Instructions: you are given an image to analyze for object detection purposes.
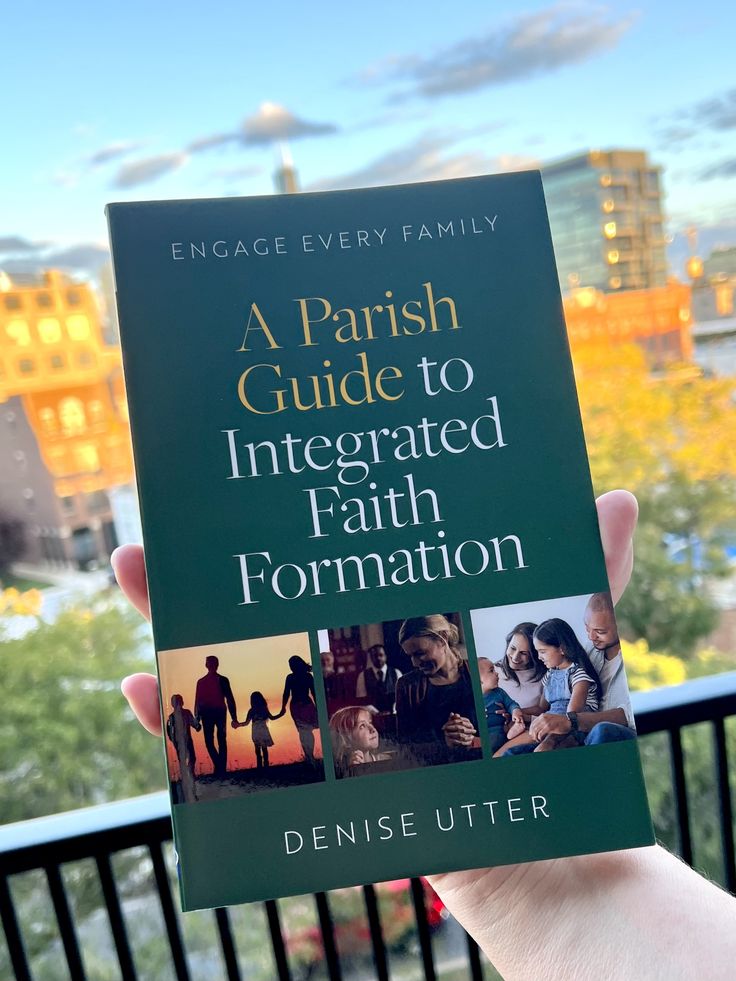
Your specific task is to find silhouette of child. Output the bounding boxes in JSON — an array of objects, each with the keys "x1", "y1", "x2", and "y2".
[
  {"x1": 236, "y1": 691, "x2": 282, "y2": 769},
  {"x1": 166, "y1": 694, "x2": 201, "y2": 800}
]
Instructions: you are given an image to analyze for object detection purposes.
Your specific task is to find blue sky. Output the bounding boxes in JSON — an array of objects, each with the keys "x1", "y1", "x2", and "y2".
[{"x1": 2, "y1": 0, "x2": 735, "y2": 276}]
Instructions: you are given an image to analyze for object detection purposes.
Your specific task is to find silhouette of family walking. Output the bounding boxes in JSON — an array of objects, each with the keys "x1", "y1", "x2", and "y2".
[{"x1": 165, "y1": 653, "x2": 320, "y2": 796}]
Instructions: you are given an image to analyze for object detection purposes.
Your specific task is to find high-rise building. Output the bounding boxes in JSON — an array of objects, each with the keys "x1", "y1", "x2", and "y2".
[
  {"x1": 273, "y1": 143, "x2": 299, "y2": 194},
  {"x1": 0, "y1": 269, "x2": 134, "y2": 568},
  {"x1": 542, "y1": 149, "x2": 668, "y2": 294}
]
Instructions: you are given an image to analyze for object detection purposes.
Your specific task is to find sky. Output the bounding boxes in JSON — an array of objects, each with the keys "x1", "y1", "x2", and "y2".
[{"x1": 2, "y1": 0, "x2": 735, "y2": 279}]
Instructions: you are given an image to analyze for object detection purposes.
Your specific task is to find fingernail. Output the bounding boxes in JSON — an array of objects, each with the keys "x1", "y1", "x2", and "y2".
[{"x1": 110, "y1": 547, "x2": 122, "y2": 573}]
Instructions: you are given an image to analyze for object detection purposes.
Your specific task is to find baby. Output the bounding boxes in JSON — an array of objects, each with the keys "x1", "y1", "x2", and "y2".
[{"x1": 477, "y1": 658, "x2": 525, "y2": 754}]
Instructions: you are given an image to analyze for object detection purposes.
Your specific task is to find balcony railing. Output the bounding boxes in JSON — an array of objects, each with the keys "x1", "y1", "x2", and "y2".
[{"x1": 2, "y1": 672, "x2": 736, "y2": 981}]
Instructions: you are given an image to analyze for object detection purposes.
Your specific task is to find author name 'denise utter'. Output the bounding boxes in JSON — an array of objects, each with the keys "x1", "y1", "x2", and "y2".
[{"x1": 283, "y1": 793, "x2": 550, "y2": 855}]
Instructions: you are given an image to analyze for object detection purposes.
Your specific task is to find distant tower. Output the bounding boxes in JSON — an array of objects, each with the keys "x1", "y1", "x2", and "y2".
[{"x1": 273, "y1": 143, "x2": 299, "y2": 194}]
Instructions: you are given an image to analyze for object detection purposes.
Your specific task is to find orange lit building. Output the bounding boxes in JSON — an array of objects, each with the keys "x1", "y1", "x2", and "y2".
[
  {"x1": 563, "y1": 279, "x2": 694, "y2": 367},
  {"x1": 0, "y1": 269, "x2": 134, "y2": 569}
]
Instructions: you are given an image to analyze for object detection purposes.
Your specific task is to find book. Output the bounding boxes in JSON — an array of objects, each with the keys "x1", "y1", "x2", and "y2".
[{"x1": 106, "y1": 172, "x2": 654, "y2": 911}]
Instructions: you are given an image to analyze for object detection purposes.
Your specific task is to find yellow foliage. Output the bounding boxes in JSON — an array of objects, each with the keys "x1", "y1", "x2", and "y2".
[
  {"x1": 622, "y1": 639, "x2": 736, "y2": 691},
  {"x1": 621, "y1": 638, "x2": 688, "y2": 691},
  {"x1": 0, "y1": 587, "x2": 42, "y2": 617},
  {"x1": 572, "y1": 342, "x2": 736, "y2": 494}
]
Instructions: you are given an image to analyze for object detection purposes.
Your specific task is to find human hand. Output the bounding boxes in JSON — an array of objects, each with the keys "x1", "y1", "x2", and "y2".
[
  {"x1": 506, "y1": 719, "x2": 526, "y2": 740},
  {"x1": 442, "y1": 712, "x2": 476, "y2": 747},
  {"x1": 350, "y1": 750, "x2": 366, "y2": 765},
  {"x1": 528, "y1": 712, "x2": 571, "y2": 740},
  {"x1": 113, "y1": 491, "x2": 638, "y2": 974},
  {"x1": 231, "y1": 720, "x2": 240, "y2": 729}
]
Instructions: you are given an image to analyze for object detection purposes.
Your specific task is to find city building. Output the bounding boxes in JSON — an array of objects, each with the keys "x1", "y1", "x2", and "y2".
[
  {"x1": 0, "y1": 270, "x2": 135, "y2": 569},
  {"x1": 542, "y1": 149, "x2": 668, "y2": 294},
  {"x1": 563, "y1": 279, "x2": 693, "y2": 367},
  {"x1": 273, "y1": 143, "x2": 299, "y2": 194}
]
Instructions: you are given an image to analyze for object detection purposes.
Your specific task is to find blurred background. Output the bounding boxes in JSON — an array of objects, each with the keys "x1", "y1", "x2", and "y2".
[{"x1": 2, "y1": 2, "x2": 736, "y2": 978}]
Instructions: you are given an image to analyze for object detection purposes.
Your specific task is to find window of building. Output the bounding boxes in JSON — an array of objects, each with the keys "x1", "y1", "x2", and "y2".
[
  {"x1": 602, "y1": 199, "x2": 615, "y2": 214},
  {"x1": 75, "y1": 443, "x2": 100, "y2": 472},
  {"x1": 86, "y1": 490, "x2": 109, "y2": 513},
  {"x1": 609, "y1": 276, "x2": 623, "y2": 289},
  {"x1": 603, "y1": 222, "x2": 617, "y2": 239},
  {"x1": 18, "y1": 358, "x2": 35, "y2": 374},
  {"x1": 39, "y1": 406, "x2": 58, "y2": 436},
  {"x1": 36, "y1": 292, "x2": 53, "y2": 308},
  {"x1": 59, "y1": 397, "x2": 87, "y2": 436},
  {"x1": 5, "y1": 319, "x2": 31, "y2": 346},
  {"x1": 87, "y1": 399, "x2": 105, "y2": 425},
  {"x1": 3, "y1": 294, "x2": 21, "y2": 311},
  {"x1": 50, "y1": 354, "x2": 65, "y2": 370},
  {"x1": 66, "y1": 314, "x2": 90, "y2": 340},
  {"x1": 66, "y1": 289, "x2": 81, "y2": 306},
  {"x1": 607, "y1": 250, "x2": 620, "y2": 264},
  {"x1": 77, "y1": 351, "x2": 94, "y2": 367},
  {"x1": 60, "y1": 495, "x2": 76, "y2": 515},
  {"x1": 38, "y1": 317, "x2": 62, "y2": 344}
]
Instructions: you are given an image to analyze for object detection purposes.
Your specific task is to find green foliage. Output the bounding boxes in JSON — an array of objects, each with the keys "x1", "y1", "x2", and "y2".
[
  {"x1": 616, "y1": 477, "x2": 736, "y2": 654},
  {"x1": 0, "y1": 592, "x2": 164, "y2": 823}
]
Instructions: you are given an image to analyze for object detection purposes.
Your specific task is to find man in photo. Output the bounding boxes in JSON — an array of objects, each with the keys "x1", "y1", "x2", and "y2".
[
  {"x1": 526, "y1": 592, "x2": 635, "y2": 746},
  {"x1": 194, "y1": 655, "x2": 238, "y2": 777},
  {"x1": 355, "y1": 644, "x2": 402, "y2": 713}
]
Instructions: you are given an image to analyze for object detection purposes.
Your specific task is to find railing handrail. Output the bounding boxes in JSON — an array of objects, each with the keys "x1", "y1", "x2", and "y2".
[
  {"x1": 631, "y1": 671, "x2": 736, "y2": 734},
  {"x1": 3, "y1": 672, "x2": 736, "y2": 873},
  {"x1": 0, "y1": 792, "x2": 171, "y2": 875}
]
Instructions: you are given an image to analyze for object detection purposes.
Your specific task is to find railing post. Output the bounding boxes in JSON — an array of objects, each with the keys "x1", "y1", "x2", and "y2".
[
  {"x1": 668, "y1": 728, "x2": 694, "y2": 865},
  {"x1": 410, "y1": 878, "x2": 436, "y2": 981},
  {"x1": 46, "y1": 863, "x2": 87, "y2": 981},
  {"x1": 713, "y1": 717, "x2": 736, "y2": 893},
  {"x1": 0, "y1": 876, "x2": 32, "y2": 981}
]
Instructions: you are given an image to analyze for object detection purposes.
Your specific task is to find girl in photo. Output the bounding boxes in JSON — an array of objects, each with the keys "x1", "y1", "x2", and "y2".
[
  {"x1": 279, "y1": 655, "x2": 320, "y2": 763},
  {"x1": 330, "y1": 705, "x2": 393, "y2": 778},
  {"x1": 495, "y1": 622, "x2": 547, "y2": 714},
  {"x1": 236, "y1": 691, "x2": 281, "y2": 769},
  {"x1": 497, "y1": 618, "x2": 602, "y2": 755}
]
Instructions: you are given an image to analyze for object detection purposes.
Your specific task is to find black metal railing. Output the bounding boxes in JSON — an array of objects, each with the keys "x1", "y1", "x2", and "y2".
[{"x1": 2, "y1": 672, "x2": 736, "y2": 981}]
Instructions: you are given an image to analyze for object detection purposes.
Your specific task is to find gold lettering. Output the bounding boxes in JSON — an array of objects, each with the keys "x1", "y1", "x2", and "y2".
[
  {"x1": 297, "y1": 297, "x2": 332, "y2": 347},
  {"x1": 237, "y1": 364, "x2": 286, "y2": 414}
]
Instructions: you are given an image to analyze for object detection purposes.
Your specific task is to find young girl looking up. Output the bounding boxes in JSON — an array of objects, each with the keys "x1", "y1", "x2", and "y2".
[
  {"x1": 236, "y1": 691, "x2": 281, "y2": 769},
  {"x1": 497, "y1": 618, "x2": 602, "y2": 755},
  {"x1": 330, "y1": 706, "x2": 392, "y2": 778}
]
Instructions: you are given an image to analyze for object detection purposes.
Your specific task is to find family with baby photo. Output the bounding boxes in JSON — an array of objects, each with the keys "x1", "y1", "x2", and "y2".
[{"x1": 476, "y1": 591, "x2": 636, "y2": 758}]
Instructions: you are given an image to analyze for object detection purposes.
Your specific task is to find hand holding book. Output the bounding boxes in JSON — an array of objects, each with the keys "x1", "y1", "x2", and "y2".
[{"x1": 114, "y1": 489, "x2": 736, "y2": 978}]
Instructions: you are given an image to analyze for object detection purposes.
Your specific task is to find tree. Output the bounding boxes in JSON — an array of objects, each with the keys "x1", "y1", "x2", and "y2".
[
  {"x1": 0, "y1": 590, "x2": 164, "y2": 823},
  {"x1": 572, "y1": 343, "x2": 736, "y2": 654}
]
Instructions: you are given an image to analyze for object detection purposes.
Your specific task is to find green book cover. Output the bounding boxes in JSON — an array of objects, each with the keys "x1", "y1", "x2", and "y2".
[{"x1": 107, "y1": 172, "x2": 654, "y2": 912}]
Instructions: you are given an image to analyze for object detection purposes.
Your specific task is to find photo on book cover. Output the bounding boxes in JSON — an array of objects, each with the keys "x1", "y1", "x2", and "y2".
[
  {"x1": 318, "y1": 612, "x2": 482, "y2": 779},
  {"x1": 470, "y1": 590, "x2": 635, "y2": 757},
  {"x1": 158, "y1": 633, "x2": 325, "y2": 803}
]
